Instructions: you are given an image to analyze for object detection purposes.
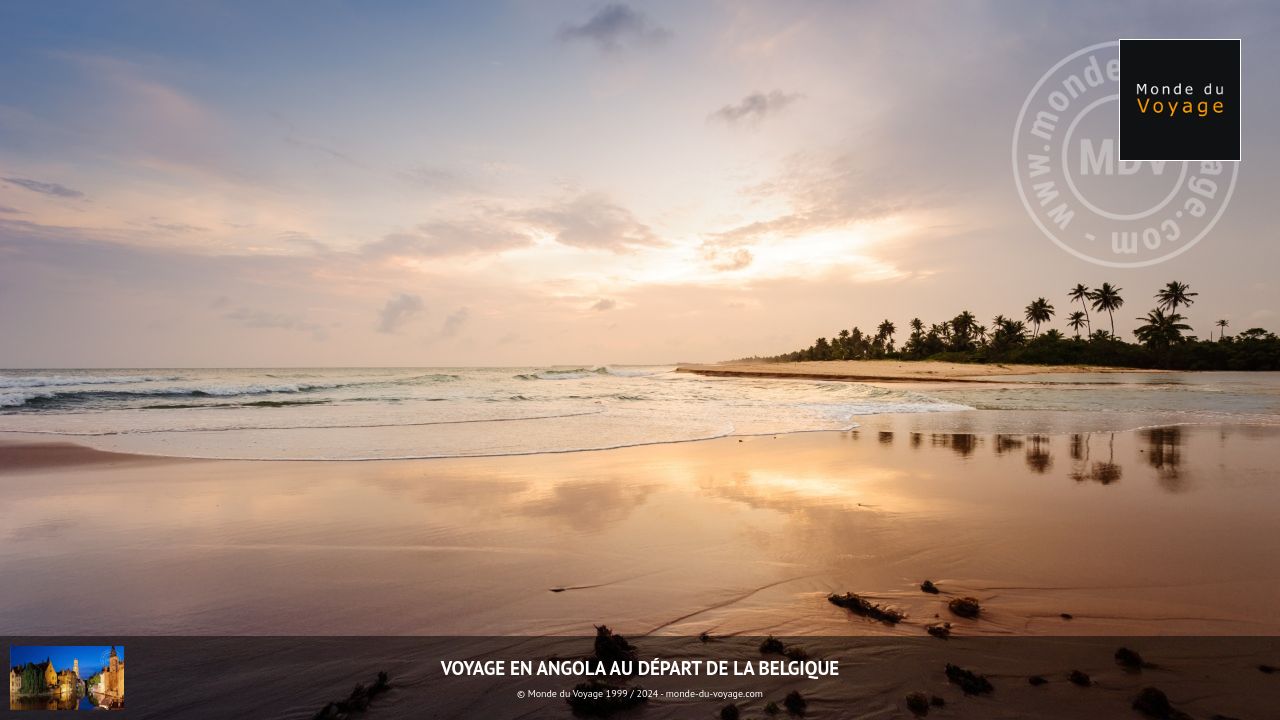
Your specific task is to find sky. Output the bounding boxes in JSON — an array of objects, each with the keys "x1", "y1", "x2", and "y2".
[
  {"x1": 10, "y1": 645, "x2": 122, "y2": 676},
  {"x1": 1, "y1": 0, "x2": 1278, "y2": 367}
]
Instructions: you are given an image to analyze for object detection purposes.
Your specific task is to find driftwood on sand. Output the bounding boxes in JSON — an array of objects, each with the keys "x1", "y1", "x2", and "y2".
[{"x1": 828, "y1": 592, "x2": 905, "y2": 624}]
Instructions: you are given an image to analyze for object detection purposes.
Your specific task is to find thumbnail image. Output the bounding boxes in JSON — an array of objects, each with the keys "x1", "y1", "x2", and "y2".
[{"x1": 9, "y1": 645, "x2": 124, "y2": 711}]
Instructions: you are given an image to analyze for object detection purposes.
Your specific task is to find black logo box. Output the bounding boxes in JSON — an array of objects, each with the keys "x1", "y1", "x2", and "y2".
[{"x1": 1119, "y1": 38, "x2": 1241, "y2": 161}]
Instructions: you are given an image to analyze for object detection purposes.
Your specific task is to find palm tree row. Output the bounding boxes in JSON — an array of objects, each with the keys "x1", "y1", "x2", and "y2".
[{"x1": 778, "y1": 281, "x2": 1262, "y2": 368}]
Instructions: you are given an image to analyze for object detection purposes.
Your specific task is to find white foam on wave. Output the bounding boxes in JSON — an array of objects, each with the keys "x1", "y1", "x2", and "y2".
[
  {"x1": 0, "y1": 390, "x2": 54, "y2": 407},
  {"x1": 0, "y1": 374, "x2": 183, "y2": 389},
  {"x1": 0, "y1": 367, "x2": 983, "y2": 458}
]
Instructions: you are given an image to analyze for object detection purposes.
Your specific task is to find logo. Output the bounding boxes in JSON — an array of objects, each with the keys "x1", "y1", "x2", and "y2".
[
  {"x1": 1119, "y1": 39, "x2": 1241, "y2": 161},
  {"x1": 1012, "y1": 42, "x2": 1238, "y2": 268}
]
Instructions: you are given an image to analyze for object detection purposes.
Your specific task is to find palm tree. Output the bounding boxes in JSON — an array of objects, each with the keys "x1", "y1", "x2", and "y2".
[
  {"x1": 1155, "y1": 281, "x2": 1198, "y2": 314},
  {"x1": 1089, "y1": 283, "x2": 1124, "y2": 337},
  {"x1": 991, "y1": 316, "x2": 1028, "y2": 349},
  {"x1": 1134, "y1": 308, "x2": 1191, "y2": 349},
  {"x1": 1024, "y1": 297, "x2": 1055, "y2": 337},
  {"x1": 1068, "y1": 283, "x2": 1092, "y2": 334},
  {"x1": 1215, "y1": 318, "x2": 1229, "y2": 341},
  {"x1": 877, "y1": 319, "x2": 897, "y2": 353},
  {"x1": 950, "y1": 310, "x2": 977, "y2": 350},
  {"x1": 1067, "y1": 311, "x2": 1087, "y2": 338}
]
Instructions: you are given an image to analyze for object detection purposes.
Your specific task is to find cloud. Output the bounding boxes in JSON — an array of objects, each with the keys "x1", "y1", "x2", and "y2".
[
  {"x1": 710, "y1": 91, "x2": 803, "y2": 126},
  {"x1": 710, "y1": 153, "x2": 924, "y2": 249},
  {"x1": 557, "y1": 3, "x2": 670, "y2": 53},
  {"x1": 150, "y1": 219, "x2": 206, "y2": 233},
  {"x1": 704, "y1": 247, "x2": 753, "y2": 272},
  {"x1": 440, "y1": 307, "x2": 470, "y2": 338},
  {"x1": 591, "y1": 298, "x2": 617, "y2": 311},
  {"x1": 225, "y1": 306, "x2": 327, "y2": 340},
  {"x1": 278, "y1": 231, "x2": 328, "y2": 253},
  {"x1": 377, "y1": 292, "x2": 425, "y2": 333},
  {"x1": 0, "y1": 205, "x2": 23, "y2": 214},
  {"x1": 2, "y1": 177, "x2": 85, "y2": 199},
  {"x1": 521, "y1": 194, "x2": 661, "y2": 252},
  {"x1": 364, "y1": 219, "x2": 533, "y2": 259}
]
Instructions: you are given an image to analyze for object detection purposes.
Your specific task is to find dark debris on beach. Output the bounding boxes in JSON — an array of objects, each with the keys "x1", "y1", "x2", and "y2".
[
  {"x1": 593, "y1": 625, "x2": 637, "y2": 663},
  {"x1": 947, "y1": 596, "x2": 981, "y2": 619},
  {"x1": 782, "y1": 690, "x2": 807, "y2": 715},
  {"x1": 759, "y1": 636, "x2": 786, "y2": 655},
  {"x1": 945, "y1": 663, "x2": 993, "y2": 695},
  {"x1": 905, "y1": 692, "x2": 946, "y2": 716},
  {"x1": 1116, "y1": 646, "x2": 1152, "y2": 670},
  {"x1": 312, "y1": 671, "x2": 391, "y2": 720},
  {"x1": 827, "y1": 592, "x2": 905, "y2": 624},
  {"x1": 1132, "y1": 687, "x2": 1192, "y2": 720}
]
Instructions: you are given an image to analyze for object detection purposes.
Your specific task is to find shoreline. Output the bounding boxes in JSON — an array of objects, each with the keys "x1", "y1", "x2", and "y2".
[{"x1": 676, "y1": 359, "x2": 1166, "y2": 383}]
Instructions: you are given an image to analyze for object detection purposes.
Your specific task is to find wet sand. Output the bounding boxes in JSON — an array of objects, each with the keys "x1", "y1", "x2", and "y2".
[
  {"x1": 2, "y1": 414, "x2": 1278, "y2": 717},
  {"x1": 677, "y1": 359, "x2": 1162, "y2": 383},
  {"x1": 2, "y1": 414, "x2": 1278, "y2": 636}
]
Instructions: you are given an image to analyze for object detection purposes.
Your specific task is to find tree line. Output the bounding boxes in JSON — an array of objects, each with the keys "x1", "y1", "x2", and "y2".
[{"x1": 773, "y1": 281, "x2": 1280, "y2": 370}]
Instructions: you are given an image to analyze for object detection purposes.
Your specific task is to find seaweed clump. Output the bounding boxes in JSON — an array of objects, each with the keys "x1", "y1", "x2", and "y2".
[
  {"x1": 759, "y1": 636, "x2": 786, "y2": 655},
  {"x1": 720, "y1": 703, "x2": 740, "y2": 720},
  {"x1": 783, "y1": 690, "x2": 807, "y2": 715},
  {"x1": 1132, "y1": 687, "x2": 1192, "y2": 720},
  {"x1": 760, "y1": 636, "x2": 809, "y2": 661},
  {"x1": 827, "y1": 592, "x2": 904, "y2": 624},
  {"x1": 1068, "y1": 670, "x2": 1091, "y2": 687},
  {"x1": 312, "y1": 671, "x2": 391, "y2": 720},
  {"x1": 1116, "y1": 647, "x2": 1151, "y2": 670},
  {"x1": 920, "y1": 580, "x2": 940, "y2": 594},
  {"x1": 947, "y1": 597, "x2": 981, "y2": 619},
  {"x1": 905, "y1": 692, "x2": 945, "y2": 716},
  {"x1": 944, "y1": 663, "x2": 993, "y2": 695},
  {"x1": 593, "y1": 625, "x2": 637, "y2": 663},
  {"x1": 926, "y1": 622, "x2": 951, "y2": 640},
  {"x1": 567, "y1": 680, "x2": 648, "y2": 717}
]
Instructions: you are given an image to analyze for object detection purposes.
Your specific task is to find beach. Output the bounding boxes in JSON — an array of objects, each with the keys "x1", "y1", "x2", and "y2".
[
  {"x1": 2, "y1": 368, "x2": 1279, "y2": 717},
  {"x1": 5, "y1": 405, "x2": 1280, "y2": 716},
  {"x1": 676, "y1": 359, "x2": 1165, "y2": 383}
]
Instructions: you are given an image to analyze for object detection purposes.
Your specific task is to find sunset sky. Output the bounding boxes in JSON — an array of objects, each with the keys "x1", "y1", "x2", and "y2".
[{"x1": 2, "y1": 1, "x2": 1278, "y2": 367}]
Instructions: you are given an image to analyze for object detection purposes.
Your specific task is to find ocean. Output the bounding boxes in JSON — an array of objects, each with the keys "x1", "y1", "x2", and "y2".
[{"x1": 1, "y1": 367, "x2": 1277, "y2": 460}]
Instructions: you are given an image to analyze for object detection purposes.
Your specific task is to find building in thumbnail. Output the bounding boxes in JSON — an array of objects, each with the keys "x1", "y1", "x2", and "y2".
[
  {"x1": 56, "y1": 659, "x2": 80, "y2": 696},
  {"x1": 93, "y1": 647, "x2": 124, "y2": 703}
]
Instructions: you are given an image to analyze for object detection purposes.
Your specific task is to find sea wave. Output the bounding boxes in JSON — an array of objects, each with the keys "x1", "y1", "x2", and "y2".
[
  {"x1": 513, "y1": 366, "x2": 671, "y2": 381},
  {"x1": 0, "y1": 374, "x2": 184, "y2": 389},
  {"x1": 0, "y1": 382, "x2": 337, "y2": 408}
]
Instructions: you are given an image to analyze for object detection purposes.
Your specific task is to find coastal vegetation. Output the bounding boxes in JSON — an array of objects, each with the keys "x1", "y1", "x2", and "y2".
[{"x1": 773, "y1": 281, "x2": 1280, "y2": 370}]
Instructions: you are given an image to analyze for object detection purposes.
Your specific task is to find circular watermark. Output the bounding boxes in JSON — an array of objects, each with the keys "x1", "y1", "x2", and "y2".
[{"x1": 1012, "y1": 41, "x2": 1238, "y2": 267}]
